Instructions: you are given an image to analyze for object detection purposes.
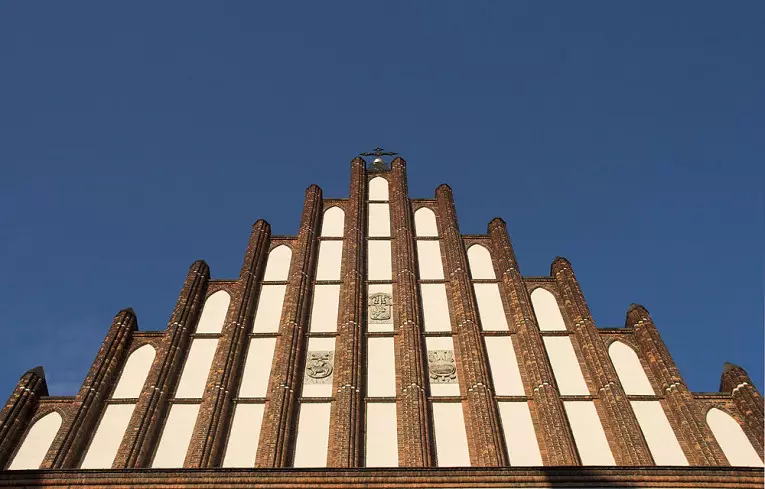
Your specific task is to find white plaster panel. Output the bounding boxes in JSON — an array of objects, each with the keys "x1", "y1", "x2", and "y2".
[
  {"x1": 630, "y1": 400, "x2": 689, "y2": 466},
  {"x1": 484, "y1": 336, "x2": 525, "y2": 396},
  {"x1": 432, "y1": 402, "x2": 471, "y2": 467},
  {"x1": 368, "y1": 203, "x2": 391, "y2": 237},
  {"x1": 367, "y1": 284, "x2": 394, "y2": 333},
  {"x1": 321, "y1": 207, "x2": 345, "y2": 237},
  {"x1": 239, "y1": 337, "x2": 277, "y2": 398},
  {"x1": 263, "y1": 245, "x2": 292, "y2": 282},
  {"x1": 112, "y1": 344, "x2": 155, "y2": 399},
  {"x1": 467, "y1": 245, "x2": 496, "y2": 279},
  {"x1": 367, "y1": 337, "x2": 396, "y2": 398},
  {"x1": 416, "y1": 240, "x2": 444, "y2": 280},
  {"x1": 151, "y1": 403, "x2": 200, "y2": 468},
  {"x1": 252, "y1": 285, "x2": 287, "y2": 333},
  {"x1": 473, "y1": 283, "x2": 509, "y2": 331},
  {"x1": 80, "y1": 403, "x2": 135, "y2": 469},
  {"x1": 222, "y1": 403, "x2": 265, "y2": 467},
  {"x1": 365, "y1": 403, "x2": 399, "y2": 467},
  {"x1": 302, "y1": 337, "x2": 336, "y2": 398},
  {"x1": 368, "y1": 176, "x2": 389, "y2": 201},
  {"x1": 498, "y1": 402, "x2": 543, "y2": 466},
  {"x1": 707, "y1": 408, "x2": 763, "y2": 467},
  {"x1": 543, "y1": 336, "x2": 589, "y2": 396},
  {"x1": 7, "y1": 412, "x2": 62, "y2": 470},
  {"x1": 414, "y1": 208, "x2": 438, "y2": 237},
  {"x1": 195, "y1": 290, "x2": 230, "y2": 334},
  {"x1": 531, "y1": 288, "x2": 567, "y2": 331},
  {"x1": 426, "y1": 336, "x2": 460, "y2": 397},
  {"x1": 309, "y1": 284, "x2": 340, "y2": 333},
  {"x1": 367, "y1": 240, "x2": 392, "y2": 281},
  {"x1": 293, "y1": 402, "x2": 331, "y2": 467},
  {"x1": 563, "y1": 401, "x2": 616, "y2": 466},
  {"x1": 420, "y1": 283, "x2": 452, "y2": 332},
  {"x1": 175, "y1": 338, "x2": 218, "y2": 399},
  {"x1": 316, "y1": 241, "x2": 343, "y2": 281},
  {"x1": 609, "y1": 341, "x2": 655, "y2": 396}
]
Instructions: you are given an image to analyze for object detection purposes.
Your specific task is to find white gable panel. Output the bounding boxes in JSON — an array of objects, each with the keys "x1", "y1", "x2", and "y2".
[
  {"x1": 432, "y1": 402, "x2": 471, "y2": 467},
  {"x1": 368, "y1": 177, "x2": 389, "y2": 201},
  {"x1": 414, "y1": 208, "x2": 438, "y2": 237},
  {"x1": 416, "y1": 240, "x2": 444, "y2": 280},
  {"x1": 321, "y1": 207, "x2": 345, "y2": 237},
  {"x1": 631, "y1": 400, "x2": 688, "y2": 466},
  {"x1": 498, "y1": 402, "x2": 543, "y2": 466},
  {"x1": 609, "y1": 341, "x2": 655, "y2": 395},
  {"x1": 252, "y1": 285, "x2": 287, "y2": 333},
  {"x1": 367, "y1": 337, "x2": 396, "y2": 398},
  {"x1": 7, "y1": 412, "x2": 62, "y2": 470},
  {"x1": 543, "y1": 336, "x2": 589, "y2": 396},
  {"x1": 263, "y1": 245, "x2": 292, "y2": 281},
  {"x1": 564, "y1": 401, "x2": 616, "y2": 466},
  {"x1": 175, "y1": 339, "x2": 218, "y2": 399},
  {"x1": 365, "y1": 403, "x2": 398, "y2": 467},
  {"x1": 80, "y1": 403, "x2": 135, "y2": 469},
  {"x1": 484, "y1": 336, "x2": 525, "y2": 396},
  {"x1": 473, "y1": 283, "x2": 509, "y2": 331},
  {"x1": 531, "y1": 288, "x2": 567, "y2": 331},
  {"x1": 707, "y1": 408, "x2": 763, "y2": 467},
  {"x1": 112, "y1": 344, "x2": 156, "y2": 399},
  {"x1": 222, "y1": 403, "x2": 265, "y2": 468},
  {"x1": 368, "y1": 203, "x2": 391, "y2": 237},
  {"x1": 293, "y1": 403, "x2": 331, "y2": 467},
  {"x1": 420, "y1": 283, "x2": 452, "y2": 332},
  {"x1": 239, "y1": 337, "x2": 277, "y2": 398},
  {"x1": 368, "y1": 240, "x2": 392, "y2": 280},
  {"x1": 195, "y1": 290, "x2": 230, "y2": 334},
  {"x1": 467, "y1": 245, "x2": 496, "y2": 279},
  {"x1": 151, "y1": 403, "x2": 199, "y2": 468},
  {"x1": 309, "y1": 284, "x2": 341, "y2": 333},
  {"x1": 316, "y1": 241, "x2": 343, "y2": 281}
]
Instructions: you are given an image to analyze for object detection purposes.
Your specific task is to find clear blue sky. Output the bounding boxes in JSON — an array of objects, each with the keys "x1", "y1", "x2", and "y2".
[{"x1": 0, "y1": 2, "x2": 762, "y2": 398}]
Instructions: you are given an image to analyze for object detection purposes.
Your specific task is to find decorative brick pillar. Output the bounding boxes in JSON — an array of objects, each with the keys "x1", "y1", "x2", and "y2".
[
  {"x1": 0, "y1": 367, "x2": 49, "y2": 469},
  {"x1": 186, "y1": 220, "x2": 271, "y2": 468},
  {"x1": 488, "y1": 218, "x2": 578, "y2": 466},
  {"x1": 390, "y1": 157, "x2": 434, "y2": 467},
  {"x1": 114, "y1": 260, "x2": 210, "y2": 468},
  {"x1": 720, "y1": 362, "x2": 764, "y2": 454},
  {"x1": 627, "y1": 304, "x2": 727, "y2": 465},
  {"x1": 551, "y1": 257, "x2": 653, "y2": 465},
  {"x1": 436, "y1": 185, "x2": 507, "y2": 467},
  {"x1": 46, "y1": 308, "x2": 138, "y2": 468},
  {"x1": 327, "y1": 158, "x2": 366, "y2": 467},
  {"x1": 256, "y1": 185, "x2": 322, "y2": 468}
]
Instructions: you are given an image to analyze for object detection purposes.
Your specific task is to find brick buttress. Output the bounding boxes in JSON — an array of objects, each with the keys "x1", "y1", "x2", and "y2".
[
  {"x1": 327, "y1": 157, "x2": 366, "y2": 467},
  {"x1": 0, "y1": 367, "x2": 49, "y2": 469},
  {"x1": 487, "y1": 218, "x2": 579, "y2": 466},
  {"x1": 45, "y1": 308, "x2": 138, "y2": 468},
  {"x1": 113, "y1": 260, "x2": 210, "y2": 468},
  {"x1": 720, "y1": 363, "x2": 764, "y2": 456},
  {"x1": 186, "y1": 220, "x2": 272, "y2": 467},
  {"x1": 390, "y1": 157, "x2": 434, "y2": 467},
  {"x1": 626, "y1": 304, "x2": 727, "y2": 465},
  {"x1": 436, "y1": 186, "x2": 507, "y2": 467},
  {"x1": 256, "y1": 185, "x2": 322, "y2": 468}
]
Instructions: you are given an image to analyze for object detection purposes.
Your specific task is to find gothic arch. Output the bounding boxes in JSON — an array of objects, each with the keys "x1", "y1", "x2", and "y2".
[
  {"x1": 263, "y1": 244, "x2": 293, "y2": 281},
  {"x1": 321, "y1": 206, "x2": 345, "y2": 237},
  {"x1": 467, "y1": 244, "x2": 496, "y2": 280}
]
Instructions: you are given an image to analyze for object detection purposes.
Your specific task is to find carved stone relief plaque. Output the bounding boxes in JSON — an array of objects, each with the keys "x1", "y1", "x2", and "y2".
[
  {"x1": 304, "y1": 351, "x2": 334, "y2": 384},
  {"x1": 368, "y1": 292, "x2": 393, "y2": 324},
  {"x1": 428, "y1": 349, "x2": 458, "y2": 384}
]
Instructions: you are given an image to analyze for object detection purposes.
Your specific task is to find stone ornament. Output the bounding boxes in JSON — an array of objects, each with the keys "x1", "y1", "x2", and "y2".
[
  {"x1": 368, "y1": 292, "x2": 393, "y2": 324},
  {"x1": 428, "y1": 350, "x2": 457, "y2": 384},
  {"x1": 304, "y1": 351, "x2": 334, "y2": 384}
]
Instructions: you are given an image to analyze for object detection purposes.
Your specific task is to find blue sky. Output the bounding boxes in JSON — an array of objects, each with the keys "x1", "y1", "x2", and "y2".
[{"x1": 0, "y1": 2, "x2": 762, "y2": 398}]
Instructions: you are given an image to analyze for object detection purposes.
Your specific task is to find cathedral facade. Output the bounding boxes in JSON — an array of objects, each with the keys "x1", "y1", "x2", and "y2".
[{"x1": 0, "y1": 155, "x2": 762, "y2": 488}]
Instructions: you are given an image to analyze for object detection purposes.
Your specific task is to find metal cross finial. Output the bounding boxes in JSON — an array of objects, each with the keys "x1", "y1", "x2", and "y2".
[{"x1": 360, "y1": 147, "x2": 398, "y2": 158}]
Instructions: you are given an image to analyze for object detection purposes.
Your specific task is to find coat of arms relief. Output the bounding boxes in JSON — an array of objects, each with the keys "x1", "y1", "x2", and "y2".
[
  {"x1": 368, "y1": 292, "x2": 393, "y2": 324},
  {"x1": 304, "y1": 351, "x2": 334, "y2": 384},
  {"x1": 428, "y1": 349, "x2": 458, "y2": 384}
]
